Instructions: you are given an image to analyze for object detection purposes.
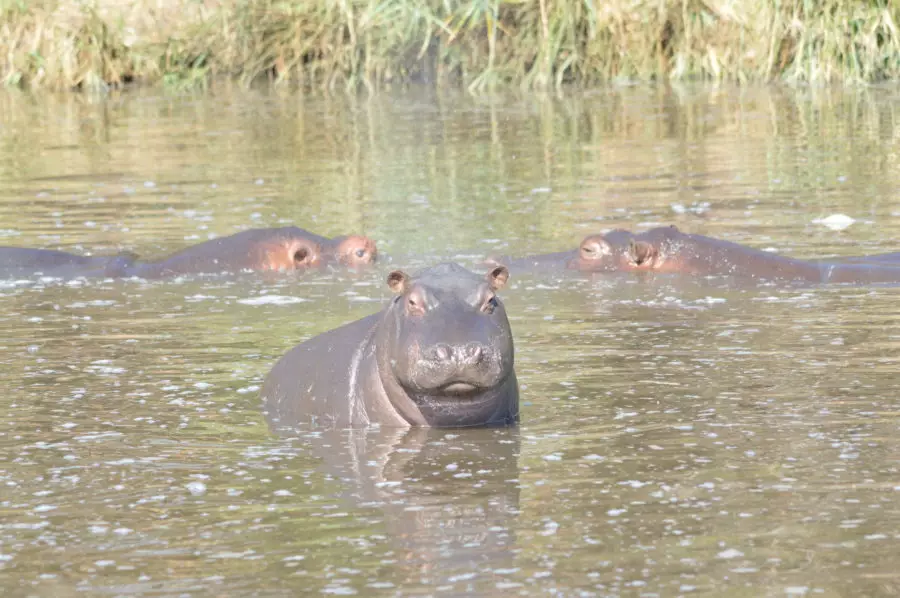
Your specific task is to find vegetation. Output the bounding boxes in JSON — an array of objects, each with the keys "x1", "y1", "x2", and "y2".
[{"x1": 2, "y1": 0, "x2": 900, "y2": 92}]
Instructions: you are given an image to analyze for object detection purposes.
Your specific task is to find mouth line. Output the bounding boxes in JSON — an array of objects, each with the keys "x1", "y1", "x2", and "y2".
[{"x1": 439, "y1": 381, "x2": 480, "y2": 395}]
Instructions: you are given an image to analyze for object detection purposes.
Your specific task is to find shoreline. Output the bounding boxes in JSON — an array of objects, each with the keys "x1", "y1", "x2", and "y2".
[{"x1": 2, "y1": 0, "x2": 899, "y2": 93}]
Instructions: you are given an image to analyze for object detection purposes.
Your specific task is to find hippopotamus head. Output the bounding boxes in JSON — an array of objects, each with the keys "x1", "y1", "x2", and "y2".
[
  {"x1": 329, "y1": 235, "x2": 378, "y2": 268},
  {"x1": 375, "y1": 263, "x2": 518, "y2": 428},
  {"x1": 134, "y1": 227, "x2": 378, "y2": 278},
  {"x1": 567, "y1": 228, "x2": 639, "y2": 272},
  {"x1": 568, "y1": 226, "x2": 689, "y2": 273}
]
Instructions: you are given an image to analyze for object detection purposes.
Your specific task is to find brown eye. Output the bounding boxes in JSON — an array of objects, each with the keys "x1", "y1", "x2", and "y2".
[
  {"x1": 294, "y1": 247, "x2": 310, "y2": 264},
  {"x1": 355, "y1": 248, "x2": 366, "y2": 258},
  {"x1": 581, "y1": 246, "x2": 594, "y2": 255}
]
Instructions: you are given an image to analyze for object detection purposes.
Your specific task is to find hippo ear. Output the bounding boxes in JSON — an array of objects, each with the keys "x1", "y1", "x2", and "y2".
[
  {"x1": 487, "y1": 265, "x2": 509, "y2": 290},
  {"x1": 387, "y1": 270, "x2": 410, "y2": 293},
  {"x1": 628, "y1": 239, "x2": 657, "y2": 266}
]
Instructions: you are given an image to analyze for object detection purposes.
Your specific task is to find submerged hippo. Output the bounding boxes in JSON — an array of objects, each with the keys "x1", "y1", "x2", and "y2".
[
  {"x1": 262, "y1": 263, "x2": 519, "y2": 429},
  {"x1": 129, "y1": 227, "x2": 377, "y2": 278},
  {"x1": 0, "y1": 247, "x2": 136, "y2": 280},
  {"x1": 573, "y1": 225, "x2": 900, "y2": 284},
  {"x1": 486, "y1": 229, "x2": 636, "y2": 274},
  {"x1": 0, "y1": 227, "x2": 377, "y2": 280}
]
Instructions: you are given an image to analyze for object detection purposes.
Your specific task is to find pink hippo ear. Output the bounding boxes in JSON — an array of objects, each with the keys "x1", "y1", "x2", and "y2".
[
  {"x1": 628, "y1": 239, "x2": 658, "y2": 266},
  {"x1": 579, "y1": 235, "x2": 611, "y2": 260},
  {"x1": 487, "y1": 265, "x2": 509, "y2": 291},
  {"x1": 387, "y1": 270, "x2": 410, "y2": 293}
]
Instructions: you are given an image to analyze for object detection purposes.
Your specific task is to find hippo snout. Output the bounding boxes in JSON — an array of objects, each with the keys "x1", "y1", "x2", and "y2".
[{"x1": 426, "y1": 343, "x2": 486, "y2": 367}]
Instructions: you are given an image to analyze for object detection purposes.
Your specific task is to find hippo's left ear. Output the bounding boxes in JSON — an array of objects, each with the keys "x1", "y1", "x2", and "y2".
[
  {"x1": 487, "y1": 265, "x2": 509, "y2": 291},
  {"x1": 387, "y1": 270, "x2": 410, "y2": 293}
]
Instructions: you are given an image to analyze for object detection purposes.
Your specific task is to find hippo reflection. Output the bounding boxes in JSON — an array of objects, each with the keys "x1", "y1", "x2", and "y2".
[
  {"x1": 0, "y1": 226, "x2": 377, "y2": 280},
  {"x1": 497, "y1": 225, "x2": 900, "y2": 285},
  {"x1": 262, "y1": 263, "x2": 519, "y2": 429},
  {"x1": 276, "y1": 426, "x2": 520, "y2": 585}
]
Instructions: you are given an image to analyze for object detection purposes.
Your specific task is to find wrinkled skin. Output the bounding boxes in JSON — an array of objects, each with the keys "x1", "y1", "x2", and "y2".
[
  {"x1": 0, "y1": 227, "x2": 376, "y2": 280},
  {"x1": 0, "y1": 247, "x2": 136, "y2": 279},
  {"x1": 130, "y1": 227, "x2": 377, "y2": 278},
  {"x1": 262, "y1": 262, "x2": 519, "y2": 429},
  {"x1": 576, "y1": 225, "x2": 900, "y2": 284}
]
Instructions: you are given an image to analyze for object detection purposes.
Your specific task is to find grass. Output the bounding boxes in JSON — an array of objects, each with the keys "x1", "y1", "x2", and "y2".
[{"x1": 1, "y1": 0, "x2": 899, "y2": 92}]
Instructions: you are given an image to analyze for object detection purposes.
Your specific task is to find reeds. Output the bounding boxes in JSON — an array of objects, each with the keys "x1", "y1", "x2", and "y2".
[{"x1": 2, "y1": 0, "x2": 899, "y2": 92}]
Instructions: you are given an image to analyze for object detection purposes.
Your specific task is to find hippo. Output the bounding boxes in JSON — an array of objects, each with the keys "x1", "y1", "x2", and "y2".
[
  {"x1": 486, "y1": 229, "x2": 636, "y2": 274},
  {"x1": 129, "y1": 227, "x2": 377, "y2": 278},
  {"x1": 573, "y1": 225, "x2": 900, "y2": 284},
  {"x1": 261, "y1": 263, "x2": 519, "y2": 429},
  {"x1": 0, "y1": 227, "x2": 376, "y2": 280},
  {"x1": 0, "y1": 247, "x2": 136, "y2": 280}
]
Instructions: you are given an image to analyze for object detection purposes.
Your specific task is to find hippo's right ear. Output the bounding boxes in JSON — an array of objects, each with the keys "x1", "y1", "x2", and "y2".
[
  {"x1": 487, "y1": 265, "x2": 509, "y2": 290},
  {"x1": 387, "y1": 270, "x2": 410, "y2": 293},
  {"x1": 628, "y1": 239, "x2": 658, "y2": 266}
]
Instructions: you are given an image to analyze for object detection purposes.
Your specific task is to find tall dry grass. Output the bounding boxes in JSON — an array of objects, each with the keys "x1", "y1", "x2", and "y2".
[{"x1": 1, "y1": 0, "x2": 899, "y2": 92}]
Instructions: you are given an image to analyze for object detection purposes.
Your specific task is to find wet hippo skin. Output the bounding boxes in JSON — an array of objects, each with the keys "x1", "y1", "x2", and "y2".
[
  {"x1": 262, "y1": 263, "x2": 519, "y2": 429},
  {"x1": 0, "y1": 247, "x2": 137, "y2": 279},
  {"x1": 129, "y1": 227, "x2": 377, "y2": 278}
]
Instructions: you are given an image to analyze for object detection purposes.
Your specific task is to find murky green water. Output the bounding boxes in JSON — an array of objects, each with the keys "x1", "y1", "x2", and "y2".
[{"x1": 3, "y1": 84, "x2": 900, "y2": 596}]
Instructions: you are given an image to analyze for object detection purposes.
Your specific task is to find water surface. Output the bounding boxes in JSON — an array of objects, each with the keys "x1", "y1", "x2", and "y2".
[{"x1": 2, "y1": 85, "x2": 900, "y2": 595}]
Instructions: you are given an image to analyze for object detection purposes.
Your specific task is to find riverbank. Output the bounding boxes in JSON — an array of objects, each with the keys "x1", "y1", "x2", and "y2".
[{"x1": 3, "y1": 0, "x2": 899, "y2": 92}]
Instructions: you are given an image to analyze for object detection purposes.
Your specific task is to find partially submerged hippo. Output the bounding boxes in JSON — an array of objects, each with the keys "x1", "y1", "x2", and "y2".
[
  {"x1": 129, "y1": 227, "x2": 377, "y2": 278},
  {"x1": 486, "y1": 229, "x2": 636, "y2": 274},
  {"x1": 262, "y1": 263, "x2": 519, "y2": 429},
  {"x1": 0, "y1": 247, "x2": 136, "y2": 280},
  {"x1": 573, "y1": 225, "x2": 900, "y2": 284},
  {"x1": 0, "y1": 227, "x2": 377, "y2": 280}
]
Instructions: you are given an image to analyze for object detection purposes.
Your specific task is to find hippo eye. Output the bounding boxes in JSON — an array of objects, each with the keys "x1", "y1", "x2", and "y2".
[
  {"x1": 582, "y1": 246, "x2": 594, "y2": 255},
  {"x1": 482, "y1": 294, "x2": 498, "y2": 314},
  {"x1": 293, "y1": 247, "x2": 310, "y2": 264},
  {"x1": 355, "y1": 248, "x2": 366, "y2": 258},
  {"x1": 406, "y1": 295, "x2": 426, "y2": 316}
]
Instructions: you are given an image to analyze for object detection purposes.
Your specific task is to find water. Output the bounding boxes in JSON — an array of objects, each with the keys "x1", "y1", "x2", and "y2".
[{"x1": 2, "y1": 84, "x2": 900, "y2": 595}]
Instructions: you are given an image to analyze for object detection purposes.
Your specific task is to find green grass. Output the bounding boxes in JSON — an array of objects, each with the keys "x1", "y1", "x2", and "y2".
[{"x1": 2, "y1": 0, "x2": 900, "y2": 92}]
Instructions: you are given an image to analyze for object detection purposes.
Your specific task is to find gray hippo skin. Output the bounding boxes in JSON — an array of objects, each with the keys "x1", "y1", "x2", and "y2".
[
  {"x1": 0, "y1": 227, "x2": 376, "y2": 280},
  {"x1": 262, "y1": 263, "x2": 519, "y2": 429},
  {"x1": 0, "y1": 247, "x2": 136, "y2": 279}
]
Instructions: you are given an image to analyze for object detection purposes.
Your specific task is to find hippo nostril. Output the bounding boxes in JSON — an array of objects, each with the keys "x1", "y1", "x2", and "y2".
[
  {"x1": 463, "y1": 343, "x2": 484, "y2": 364},
  {"x1": 432, "y1": 344, "x2": 452, "y2": 362}
]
